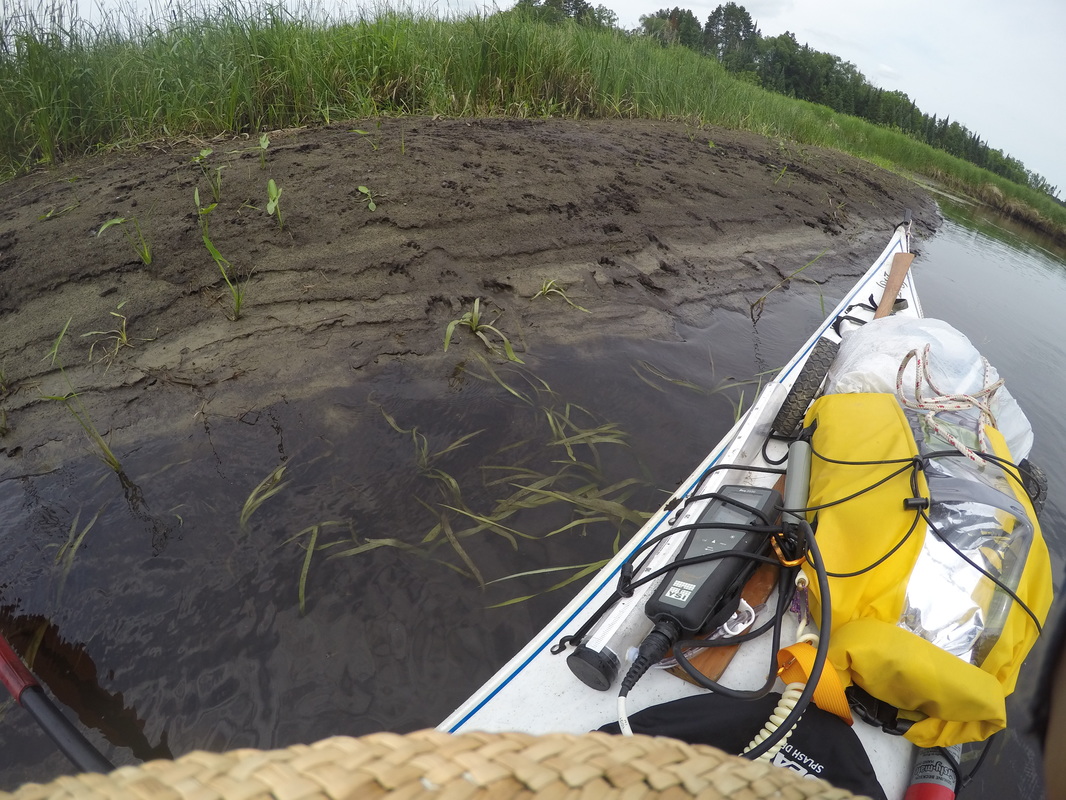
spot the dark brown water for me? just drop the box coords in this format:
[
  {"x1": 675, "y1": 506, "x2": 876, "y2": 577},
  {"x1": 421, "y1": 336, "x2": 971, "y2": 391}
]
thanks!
[{"x1": 2, "y1": 208, "x2": 1064, "y2": 798}]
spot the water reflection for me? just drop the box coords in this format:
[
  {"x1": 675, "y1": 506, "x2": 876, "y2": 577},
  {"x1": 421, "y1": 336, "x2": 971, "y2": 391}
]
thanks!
[{"x1": 0, "y1": 606, "x2": 172, "y2": 762}]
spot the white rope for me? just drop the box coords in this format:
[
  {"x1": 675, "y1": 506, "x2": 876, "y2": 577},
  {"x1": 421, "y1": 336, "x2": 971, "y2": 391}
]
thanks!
[{"x1": 895, "y1": 344, "x2": 1003, "y2": 464}]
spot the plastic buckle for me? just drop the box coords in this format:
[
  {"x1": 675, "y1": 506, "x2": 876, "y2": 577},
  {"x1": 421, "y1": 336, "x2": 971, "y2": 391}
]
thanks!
[{"x1": 846, "y1": 685, "x2": 913, "y2": 736}]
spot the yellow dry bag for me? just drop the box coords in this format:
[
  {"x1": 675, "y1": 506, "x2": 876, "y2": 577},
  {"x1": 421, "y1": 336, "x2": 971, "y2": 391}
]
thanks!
[{"x1": 800, "y1": 393, "x2": 1052, "y2": 747}]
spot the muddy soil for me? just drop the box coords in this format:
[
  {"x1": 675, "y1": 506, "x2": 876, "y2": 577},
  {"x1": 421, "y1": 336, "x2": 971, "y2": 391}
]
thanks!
[{"x1": 0, "y1": 116, "x2": 936, "y2": 473}]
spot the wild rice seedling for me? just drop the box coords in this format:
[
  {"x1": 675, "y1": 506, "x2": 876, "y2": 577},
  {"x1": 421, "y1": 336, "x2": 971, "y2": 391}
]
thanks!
[
  {"x1": 195, "y1": 188, "x2": 246, "y2": 320},
  {"x1": 97, "y1": 217, "x2": 152, "y2": 265},
  {"x1": 375, "y1": 401, "x2": 483, "y2": 473},
  {"x1": 192, "y1": 148, "x2": 224, "y2": 203},
  {"x1": 461, "y1": 354, "x2": 546, "y2": 406},
  {"x1": 266, "y1": 178, "x2": 284, "y2": 230},
  {"x1": 81, "y1": 300, "x2": 153, "y2": 368},
  {"x1": 531, "y1": 279, "x2": 590, "y2": 312},
  {"x1": 53, "y1": 506, "x2": 104, "y2": 602},
  {"x1": 417, "y1": 500, "x2": 486, "y2": 588},
  {"x1": 542, "y1": 403, "x2": 628, "y2": 464},
  {"x1": 486, "y1": 558, "x2": 611, "y2": 607},
  {"x1": 444, "y1": 298, "x2": 524, "y2": 363},
  {"x1": 351, "y1": 128, "x2": 379, "y2": 151},
  {"x1": 749, "y1": 249, "x2": 827, "y2": 323},
  {"x1": 38, "y1": 201, "x2": 79, "y2": 221},
  {"x1": 256, "y1": 134, "x2": 270, "y2": 168},
  {"x1": 282, "y1": 520, "x2": 344, "y2": 614},
  {"x1": 41, "y1": 319, "x2": 123, "y2": 474},
  {"x1": 239, "y1": 462, "x2": 290, "y2": 530}
]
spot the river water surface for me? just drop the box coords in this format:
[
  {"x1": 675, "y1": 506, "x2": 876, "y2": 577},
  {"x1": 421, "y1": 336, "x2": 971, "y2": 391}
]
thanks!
[{"x1": 1, "y1": 205, "x2": 1064, "y2": 798}]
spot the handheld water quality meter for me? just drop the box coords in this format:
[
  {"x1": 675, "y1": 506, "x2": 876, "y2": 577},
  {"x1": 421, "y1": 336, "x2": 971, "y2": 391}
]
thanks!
[
  {"x1": 644, "y1": 484, "x2": 780, "y2": 635},
  {"x1": 566, "y1": 484, "x2": 780, "y2": 691}
]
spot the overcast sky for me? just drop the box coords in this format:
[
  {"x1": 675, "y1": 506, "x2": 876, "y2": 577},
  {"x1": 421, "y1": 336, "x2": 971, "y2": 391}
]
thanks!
[{"x1": 596, "y1": 0, "x2": 1066, "y2": 196}]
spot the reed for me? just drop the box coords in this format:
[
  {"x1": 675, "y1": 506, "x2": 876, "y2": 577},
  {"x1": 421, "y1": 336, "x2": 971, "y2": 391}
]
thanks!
[{"x1": 1, "y1": 0, "x2": 1061, "y2": 235}]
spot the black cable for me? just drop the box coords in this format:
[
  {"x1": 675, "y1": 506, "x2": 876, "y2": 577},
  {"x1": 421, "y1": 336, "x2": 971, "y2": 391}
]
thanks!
[
  {"x1": 670, "y1": 491, "x2": 780, "y2": 526},
  {"x1": 824, "y1": 509, "x2": 923, "y2": 579},
  {"x1": 761, "y1": 434, "x2": 790, "y2": 466},
  {"x1": 939, "y1": 745, "x2": 964, "y2": 794},
  {"x1": 778, "y1": 457, "x2": 918, "y2": 514},
  {"x1": 822, "y1": 460, "x2": 927, "y2": 579},
  {"x1": 626, "y1": 550, "x2": 782, "y2": 594},
  {"x1": 669, "y1": 464, "x2": 787, "y2": 519},
  {"x1": 960, "y1": 734, "x2": 998, "y2": 788},
  {"x1": 622, "y1": 522, "x2": 779, "y2": 594}
]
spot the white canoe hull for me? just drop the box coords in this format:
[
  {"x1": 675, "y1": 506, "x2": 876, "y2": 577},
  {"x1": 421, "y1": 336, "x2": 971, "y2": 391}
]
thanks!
[{"x1": 441, "y1": 223, "x2": 920, "y2": 799}]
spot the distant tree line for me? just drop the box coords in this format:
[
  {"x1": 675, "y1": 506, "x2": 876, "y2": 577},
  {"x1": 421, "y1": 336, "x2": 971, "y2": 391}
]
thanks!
[{"x1": 512, "y1": 0, "x2": 1059, "y2": 200}]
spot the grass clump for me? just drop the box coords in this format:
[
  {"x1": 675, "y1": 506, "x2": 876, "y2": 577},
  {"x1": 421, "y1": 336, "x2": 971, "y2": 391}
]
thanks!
[
  {"x1": 193, "y1": 148, "x2": 224, "y2": 202},
  {"x1": 81, "y1": 300, "x2": 152, "y2": 368}
]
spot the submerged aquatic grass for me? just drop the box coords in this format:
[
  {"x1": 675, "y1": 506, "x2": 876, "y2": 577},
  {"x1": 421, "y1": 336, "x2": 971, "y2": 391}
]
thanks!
[
  {"x1": 239, "y1": 462, "x2": 290, "y2": 530},
  {"x1": 53, "y1": 506, "x2": 104, "y2": 602},
  {"x1": 748, "y1": 249, "x2": 828, "y2": 322},
  {"x1": 325, "y1": 363, "x2": 653, "y2": 605},
  {"x1": 283, "y1": 520, "x2": 344, "y2": 613}
]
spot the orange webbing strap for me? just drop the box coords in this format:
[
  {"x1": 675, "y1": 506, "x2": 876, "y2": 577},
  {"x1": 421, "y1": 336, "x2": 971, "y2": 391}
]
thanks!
[{"x1": 777, "y1": 642, "x2": 853, "y2": 724}]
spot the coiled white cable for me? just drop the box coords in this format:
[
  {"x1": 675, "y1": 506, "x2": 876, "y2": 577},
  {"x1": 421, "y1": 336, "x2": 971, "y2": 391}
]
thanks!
[{"x1": 742, "y1": 681, "x2": 805, "y2": 762}]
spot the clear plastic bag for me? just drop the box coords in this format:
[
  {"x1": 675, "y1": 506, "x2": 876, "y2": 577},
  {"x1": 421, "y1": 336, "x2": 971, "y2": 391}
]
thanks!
[
  {"x1": 824, "y1": 316, "x2": 1037, "y2": 666},
  {"x1": 899, "y1": 474, "x2": 1033, "y2": 666},
  {"x1": 826, "y1": 317, "x2": 1033, "y2": 461}
]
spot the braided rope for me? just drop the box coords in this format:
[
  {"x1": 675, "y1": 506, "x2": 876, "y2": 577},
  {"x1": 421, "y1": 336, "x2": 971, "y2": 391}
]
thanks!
[
  {"x1": 895, "y1": 344, "x2": 1003, "y2": 464},
  {"x1": 1, "y1": 729, "x2": 863, "y2": 799}
]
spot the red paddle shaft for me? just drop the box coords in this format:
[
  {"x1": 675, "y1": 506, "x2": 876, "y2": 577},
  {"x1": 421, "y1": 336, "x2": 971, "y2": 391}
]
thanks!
[
  {"x1": 0, "y1": 632, "x2": 114, "y2": 773},
  {"x1": 0, "y1": 633, "x2": 36, "y2": 701}
]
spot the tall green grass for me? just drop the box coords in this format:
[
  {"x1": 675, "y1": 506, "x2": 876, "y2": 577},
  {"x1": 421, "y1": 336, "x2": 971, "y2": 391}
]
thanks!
[{"x1": 1, "y1": 0, "x2": 1062, "y2": 234}]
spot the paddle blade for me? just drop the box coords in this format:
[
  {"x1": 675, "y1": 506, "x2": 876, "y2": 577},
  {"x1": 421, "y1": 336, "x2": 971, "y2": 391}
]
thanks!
[{"x1": 875, "y1": 252, "x2": 915, "y2": 319}]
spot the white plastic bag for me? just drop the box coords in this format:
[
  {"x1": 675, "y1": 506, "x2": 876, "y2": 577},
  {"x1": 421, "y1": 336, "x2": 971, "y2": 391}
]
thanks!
[{"x1": 825, "y1": 316, "x2": 1033, "y2": 461}]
